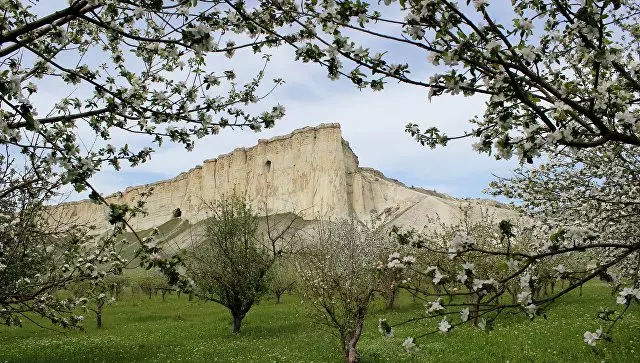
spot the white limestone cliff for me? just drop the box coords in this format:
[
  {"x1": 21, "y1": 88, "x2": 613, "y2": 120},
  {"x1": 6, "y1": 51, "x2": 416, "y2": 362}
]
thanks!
[{"x1": 53, "y1": 123, "x2": 514, "y2": 232}]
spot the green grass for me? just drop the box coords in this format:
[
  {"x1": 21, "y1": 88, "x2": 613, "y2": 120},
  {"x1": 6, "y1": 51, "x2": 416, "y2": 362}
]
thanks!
[{"x1": 1, "y1": 284, "x2": 639, "y2": 362}]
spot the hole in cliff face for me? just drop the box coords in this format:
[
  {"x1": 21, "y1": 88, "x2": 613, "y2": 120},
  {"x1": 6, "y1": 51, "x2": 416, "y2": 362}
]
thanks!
[
  {"x1": 173, "y1": 208, "x2": 182, "y2": 218},
  {"x1": 265, "y1": 160, "x2": 272, "y2": 172}
]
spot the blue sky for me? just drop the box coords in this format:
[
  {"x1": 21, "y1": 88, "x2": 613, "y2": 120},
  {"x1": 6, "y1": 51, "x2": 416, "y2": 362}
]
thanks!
[{"x1": 29, "y1": 2, "x2": 520, "y2": 203}]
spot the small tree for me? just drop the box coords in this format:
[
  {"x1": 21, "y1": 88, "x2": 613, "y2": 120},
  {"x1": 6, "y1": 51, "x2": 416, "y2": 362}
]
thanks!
[
  {"x1": 84, "y1": 288, "x2": 116, "y2": 329},
  {"x1": 187, "y1": 197, "x2": 297, "y2": 333},
  {"x1": 268, "y1": 257, "x2": 297, "y2": 304},
  {"x1": 297, "y1": 220, "x2": 397, "y2": 363},
  {"x1": 135, "y1": 272, "x2": 170, "y2": 300},
  {"x1": 1, "y1": 1, "x2": 288, "y2": 306}
]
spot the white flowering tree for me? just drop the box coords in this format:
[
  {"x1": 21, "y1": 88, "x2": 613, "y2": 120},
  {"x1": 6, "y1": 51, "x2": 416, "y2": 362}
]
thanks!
[
  {"x1": 1, "y1": 0, "x2": 286, "y2": 324},
  {"x1": 383, "y1": 170, "x2": 639, "y2": 350},
  {"x1": 0, "y1": 149, "x2": 127, "y2": 329},
  {"x1": 68, "y1": 275, "x2": 125, "y2": 328},
  {"x1": 488, "y1": 143, "x2": 640, "y2": 345},
  {"x1": 384, "y1": 205, "x2": 539, "y2": 339},
  {"x1": 2, "y1": 0, "x2": 286, "y2": 196},
  {"x1": 186, "y1": 196, "x2": 298, "y2": 333},
  {"x1": 225, "y1": 0, "x2": 639, "y2": 157},
  {"x1": 296, "y1": 220, "x2": 399, "y2": 363}
]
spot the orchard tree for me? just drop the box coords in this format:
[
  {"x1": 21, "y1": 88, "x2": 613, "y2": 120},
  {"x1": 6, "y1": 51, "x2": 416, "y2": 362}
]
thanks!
[
  {"x1": 489, "y1": 144, "x2": 640, "y2": 341},
  {"x1": 387, "y1": 205, "x2": 540, "y2": 331},
  {"x1": 1, "y1": 0, "x2": 286, "y2": 196},
  {"x1": 385, "y1": 186, "x2": 638, "y2": 350},
  {"x1": 0, "y1": 148, "x2": 127, "y2": 329},
  {"x1": 296, "y1": 220, "x2": 399, "y2": 363},
  {"x1": 186, "y1": 196, "x2": 298, "y2": 333},
  {"x1": 268, "y1": 256, "x2": 297, "y2": 304},
  {"x1": 0, "y1": 0, "x2": 286, "y2": 321}
]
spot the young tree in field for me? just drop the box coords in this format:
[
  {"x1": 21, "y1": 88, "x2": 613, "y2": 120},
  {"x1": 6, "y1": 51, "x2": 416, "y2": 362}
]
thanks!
[
  {"x1": 0, "y1": 0, "x2": 286, "y2": 322},
  {"x1": 186, "y1": 197, "x2": 297, "y2": 333},
  {"x1": 297, "y1": 220, "x2": 399, "y2": 363},
  {"x1": 268, "y1": 256, "x2": 297, "y2": 304},
  {"x1": 135, "y1": 272, "x2": 171, "y2": 300}
]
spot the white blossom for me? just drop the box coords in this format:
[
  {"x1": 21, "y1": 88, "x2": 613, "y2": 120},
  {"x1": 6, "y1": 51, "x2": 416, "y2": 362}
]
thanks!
[
  {"x1": 438, "y1": 317, "x2": 451, "y2": 333},
  {"x1": 426, "y1": 298, "x2": 444, "y2": 314},
  {"x1": 433, "y1": 268, "x2": 446, "y2": 284},
  {"x1": 472, "y1": 0, "x2": 489, "y2": 10},
  {"x1": 583, "y1": 327, "x2": 602, "y2": 346},
  {"x1": 402, "y1": 337, "x2": 418, "y2": 352},
  {"x1": 460, "y1": 308, "x2": 470, "y2": 322},
  {"x1": 525, "y1": 303, "x2": 538, "y2": 317}
]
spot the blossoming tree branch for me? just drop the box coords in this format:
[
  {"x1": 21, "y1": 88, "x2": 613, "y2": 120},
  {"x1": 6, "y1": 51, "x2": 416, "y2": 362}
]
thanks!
[{"x1": 0, "y1": 0, "x2": 285, "y2": 327}]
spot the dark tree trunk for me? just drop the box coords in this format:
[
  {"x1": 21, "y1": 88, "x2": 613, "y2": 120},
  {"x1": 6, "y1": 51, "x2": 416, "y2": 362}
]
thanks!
[
  {"x1": 96, "y1": 301, "x2": 104, "y2": 329},
  {"x1": 276, "y1": 292, "x2": 283, "y2": 304},
  {"x1": 232, "y1": 313, "x2": 244, "y2": 333}
]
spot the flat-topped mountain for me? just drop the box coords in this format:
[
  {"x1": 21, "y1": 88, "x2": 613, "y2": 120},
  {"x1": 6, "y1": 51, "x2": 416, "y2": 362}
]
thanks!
[{"x1": 54, "y1": 123, "x2": 514, "y2": 233}]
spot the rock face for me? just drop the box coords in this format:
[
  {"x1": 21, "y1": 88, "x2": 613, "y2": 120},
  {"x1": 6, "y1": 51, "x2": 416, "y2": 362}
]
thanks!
[{"x1": 54, "y1": 123, "x2": 513, "y2": 232}]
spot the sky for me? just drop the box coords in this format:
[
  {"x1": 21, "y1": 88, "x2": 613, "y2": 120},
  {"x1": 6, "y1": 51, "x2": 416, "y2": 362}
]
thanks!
[{"x1": 29, "y1": 2, "x2": 520, "y2": 204}]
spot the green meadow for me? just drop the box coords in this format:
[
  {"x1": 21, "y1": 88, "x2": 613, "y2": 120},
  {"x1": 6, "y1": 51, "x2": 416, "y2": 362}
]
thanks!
[{"x1": 1, "y1": 283, "x2": 639, "y2": 363}]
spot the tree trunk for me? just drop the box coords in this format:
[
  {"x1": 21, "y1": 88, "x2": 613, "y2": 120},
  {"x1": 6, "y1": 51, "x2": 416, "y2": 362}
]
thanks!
[
  {"x1": 385, "y1": 282, "x2": 397, "y2": 310},
  {"x1": 96, "y1": 302, "x2": 104, "y2": 329},
  {"x1": 232, "y1": 313, "x2": 244, "y2": 333},
  {"x1": 276, "y1": 292, "x2": 283, "y2": 304},
  {"x1": 343, "y1": 320, "x2": 364, "y2": 363},
  {"x1": 472, "y1": 296, "x2": 480, "y2": 326}
]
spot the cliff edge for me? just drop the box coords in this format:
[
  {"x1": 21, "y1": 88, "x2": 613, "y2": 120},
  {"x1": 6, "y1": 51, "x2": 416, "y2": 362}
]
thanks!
[{"x1": 53, "y1": 123, "x2": 513, "y2": 232}]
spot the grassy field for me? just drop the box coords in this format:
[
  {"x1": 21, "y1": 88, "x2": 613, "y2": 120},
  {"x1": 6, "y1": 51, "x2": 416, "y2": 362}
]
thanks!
[{"x1": 1, "y1": 283, "x2": 639, "y2": 363}]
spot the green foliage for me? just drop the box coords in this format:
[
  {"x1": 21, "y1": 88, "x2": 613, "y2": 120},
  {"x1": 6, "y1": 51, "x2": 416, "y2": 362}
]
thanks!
[{"x1": 186, "y1": 196, "x2": 281, "y2": 333}]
